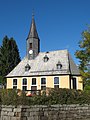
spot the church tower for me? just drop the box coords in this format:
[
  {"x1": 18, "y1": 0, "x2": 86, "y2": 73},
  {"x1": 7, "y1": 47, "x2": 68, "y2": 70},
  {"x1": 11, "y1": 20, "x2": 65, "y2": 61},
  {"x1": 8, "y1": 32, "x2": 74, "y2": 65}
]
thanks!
[{"x1": 26, "y1": 15, "x2": 40, "y2": 60}]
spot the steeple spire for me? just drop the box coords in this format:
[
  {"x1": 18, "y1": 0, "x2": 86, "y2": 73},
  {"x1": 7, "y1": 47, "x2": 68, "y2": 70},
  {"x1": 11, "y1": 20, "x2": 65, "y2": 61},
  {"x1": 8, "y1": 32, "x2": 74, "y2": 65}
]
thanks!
[
  {"x1": 27, "y1": 14, "x2": 38, "y2": 39},
  {"x1": 26, "y1": 14, "x2": 40, "y2": 60}
]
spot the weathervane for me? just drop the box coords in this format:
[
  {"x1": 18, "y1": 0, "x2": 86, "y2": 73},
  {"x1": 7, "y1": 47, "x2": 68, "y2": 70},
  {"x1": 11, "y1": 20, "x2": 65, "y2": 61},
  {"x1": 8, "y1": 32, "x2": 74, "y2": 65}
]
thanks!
[{"x1": 32, "y1": 9, "x2": 35, "y2": 18}]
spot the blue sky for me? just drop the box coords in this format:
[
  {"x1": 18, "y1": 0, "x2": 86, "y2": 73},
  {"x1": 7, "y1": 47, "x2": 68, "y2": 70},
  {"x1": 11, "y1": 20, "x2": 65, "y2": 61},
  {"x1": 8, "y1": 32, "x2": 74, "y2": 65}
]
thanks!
[{"x1": 0, "y1": 0, "x2": 90, "y2": 64}]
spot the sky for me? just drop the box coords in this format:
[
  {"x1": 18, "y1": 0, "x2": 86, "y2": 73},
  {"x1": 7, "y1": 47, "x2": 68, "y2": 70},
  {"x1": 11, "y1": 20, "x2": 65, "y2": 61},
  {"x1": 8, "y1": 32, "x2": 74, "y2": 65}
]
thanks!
[{"x1": 0, "y1": 0, "x2": 90, "y2": 64}]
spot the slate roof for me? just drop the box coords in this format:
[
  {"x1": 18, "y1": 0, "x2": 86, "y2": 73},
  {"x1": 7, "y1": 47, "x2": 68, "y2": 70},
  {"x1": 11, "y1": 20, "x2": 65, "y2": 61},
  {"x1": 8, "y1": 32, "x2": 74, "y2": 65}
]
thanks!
[
  {"x1": 27, "y1": 15, "x2": 38, "y2": 39},
  {"x1": 6, "y1": 50, "x2": 80, "y2": 77}
]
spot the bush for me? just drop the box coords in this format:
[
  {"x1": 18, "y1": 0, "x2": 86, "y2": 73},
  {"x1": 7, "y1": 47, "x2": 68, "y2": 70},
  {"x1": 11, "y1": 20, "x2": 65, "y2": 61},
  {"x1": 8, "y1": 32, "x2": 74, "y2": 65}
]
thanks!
[
  {"x1": 0, "y1": 88, "x2": 90, "y2": 106},
  {"x1": 1, "y1": 89, "x2": 18, "y2": 105},
  {"x1": 0, "y1": 89, "x2": 29, "y2": 105}
]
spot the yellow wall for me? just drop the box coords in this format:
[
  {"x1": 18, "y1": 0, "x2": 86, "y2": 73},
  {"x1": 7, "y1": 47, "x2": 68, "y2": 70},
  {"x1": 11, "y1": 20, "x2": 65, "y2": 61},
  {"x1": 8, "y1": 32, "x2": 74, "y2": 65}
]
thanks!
[
  {"x1": 7, "y1": 75, "x2": 83, "y2": 90},
  {"x1": 60, "y1": 75, "x2": 70, "y2": 89},
  {"x1": 77, "y1": 76, "x2": 83, "y2": 90},
  {"x1": 7, "y1": 78, "x2": 13, "y2": 89}
]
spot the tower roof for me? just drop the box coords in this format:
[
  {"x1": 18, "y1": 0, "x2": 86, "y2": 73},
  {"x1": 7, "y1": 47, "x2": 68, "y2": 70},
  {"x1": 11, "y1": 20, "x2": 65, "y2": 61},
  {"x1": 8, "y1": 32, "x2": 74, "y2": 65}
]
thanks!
[{"x1": 27, "y1": 15, "x2": 38, "y2": 39}]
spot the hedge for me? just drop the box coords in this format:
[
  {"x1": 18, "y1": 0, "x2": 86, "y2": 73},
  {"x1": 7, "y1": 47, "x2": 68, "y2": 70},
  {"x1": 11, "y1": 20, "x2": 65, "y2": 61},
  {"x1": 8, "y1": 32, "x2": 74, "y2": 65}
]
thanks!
[{"x1": 0, "y1": 88, "x2": 90, "y2": 106}]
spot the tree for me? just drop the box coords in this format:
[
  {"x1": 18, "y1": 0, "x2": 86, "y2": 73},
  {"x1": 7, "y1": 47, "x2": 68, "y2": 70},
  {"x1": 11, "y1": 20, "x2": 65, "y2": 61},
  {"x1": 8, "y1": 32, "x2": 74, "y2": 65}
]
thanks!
[
  {"x1": 0, "y1": 36, "x2": 21, "y2": 84},
  {"x1": 75, "y1": 27, "x2": 90, "y2": 89}
]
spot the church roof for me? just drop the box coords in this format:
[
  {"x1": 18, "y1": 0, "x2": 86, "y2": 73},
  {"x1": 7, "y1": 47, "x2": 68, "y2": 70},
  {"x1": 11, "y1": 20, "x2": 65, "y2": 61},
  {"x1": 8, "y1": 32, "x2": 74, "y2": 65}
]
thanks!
[
  {"x1": 27, "y1": 15, "x2": 38, "y2": 39},
  {"x1": 6, "y1": 50, "x2": 80, "y2": 77}
]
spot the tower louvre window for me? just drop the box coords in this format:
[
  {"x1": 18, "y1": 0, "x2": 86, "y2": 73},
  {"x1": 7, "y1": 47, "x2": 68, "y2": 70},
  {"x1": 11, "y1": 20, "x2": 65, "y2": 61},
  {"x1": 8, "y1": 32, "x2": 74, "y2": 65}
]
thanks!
[
  {"x1": 43, "y1": 55, "x2": 49, "y2": 62},
  {"x1": 56, "y1": 61, "x2": 62, "y2": 69},
  {"x1": 25, "y1": 64, "x2": 30, "y2": 71},
  {"x1": 30, "y1": 43, "x2": 32, "y2": 49}
]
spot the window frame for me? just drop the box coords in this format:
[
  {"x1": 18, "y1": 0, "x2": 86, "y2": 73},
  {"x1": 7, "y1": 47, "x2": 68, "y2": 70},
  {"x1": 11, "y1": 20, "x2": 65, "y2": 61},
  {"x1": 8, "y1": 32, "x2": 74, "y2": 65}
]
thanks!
[
  {"x1": 30, "y1": 78, "x2": 37, "y2": 94},
  {"x1": 13, "y1": 79, "x2": 17, "y2": 89},
  {"x1": 41, "y1": 77, "x2": 46, "y2": 90},
  {"x1": 32, "y1": 78, "x2": 37, "y2": 86},
  {"x1": 71, "y1": 77, "x2": 77, "y2": 89},
  {"x1": 22, "y1": 78, "x2": 27, "y2": 91},
  {"x1": 54, "y1": 77, "x2": 59, "y2": 89}
]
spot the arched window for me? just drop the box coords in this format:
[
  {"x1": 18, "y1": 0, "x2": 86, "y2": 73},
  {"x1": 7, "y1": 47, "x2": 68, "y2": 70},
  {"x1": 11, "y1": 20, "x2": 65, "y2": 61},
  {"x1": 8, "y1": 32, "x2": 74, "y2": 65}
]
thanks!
[
  {"x1": 54, "y1": 77, "x2": 59, "y2": 89},
  {"x1": 22, "y1": 78, "x2": 27, "y2": 91},
  {"x1": 13, "y1": 79, "x2": 17, "y2": 89},
  {"x1": 31, "y1": 78, "x2": 37, "y2": 94},
  {"x1": 71, "y1": 78, "x2": 77, "y2": 89},
  {"x1": 41, "y1": 78, "x2": 46, "y2": 90}
]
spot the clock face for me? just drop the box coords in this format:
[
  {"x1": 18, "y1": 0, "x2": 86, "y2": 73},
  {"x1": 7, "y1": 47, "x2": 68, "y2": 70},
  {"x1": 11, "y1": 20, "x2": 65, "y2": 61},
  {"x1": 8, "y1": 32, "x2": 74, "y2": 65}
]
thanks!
[{"x1": 29, "y1": 50, "x2": 33, "y2": 54}]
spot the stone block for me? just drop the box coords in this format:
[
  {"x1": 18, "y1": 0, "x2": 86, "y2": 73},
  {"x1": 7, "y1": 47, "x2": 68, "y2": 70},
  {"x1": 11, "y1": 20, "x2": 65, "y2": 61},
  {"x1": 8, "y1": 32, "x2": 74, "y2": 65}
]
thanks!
[
  {"x1": 14, "y1": 108, "x2": 21, "y2": 112},
  {"x1": 30, "y1": 111, "x2": 37, "y2": 116},
  {"x1": 21, "y1": 112, "x2": 30, "y2": 117},
  {"x1": 14, "y1": 112, "x2": 21, "y2": 117},
  {"x1": 27, "y1": 116, "x2": 39, "y2": 120},
  {"x1": 10, "y1": 117, "x2": 21, "y2": 120},
  {"x1": 8, "y1": 112, "x2": 14, "y2": 116},
  {"x1": 2, "y1": 108, "x2": 13, "y2": 112},
  {"x1": 1, "y1": 111, "x2": 8, "y2": 116}
]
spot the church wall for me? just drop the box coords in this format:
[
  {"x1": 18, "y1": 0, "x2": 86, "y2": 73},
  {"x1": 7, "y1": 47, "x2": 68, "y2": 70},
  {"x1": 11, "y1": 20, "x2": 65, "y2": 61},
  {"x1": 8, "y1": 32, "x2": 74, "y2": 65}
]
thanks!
[
  {"x1": 46, "y1": 76, "x2": 54, "y2": 88},
  {"x1": 7, "y1": 75, "x2": 83, "y2": 90},
  {"x1": 17, "y1": 78, "x2": 22, "y2": 90},
  {"x1": 7, "y1": 78, "x2": 13, "y2": 89},
  {"x1": 77, "y1": 76, "x2": 83, "y2": 90},
  {"x1": 60, "y1": 75, "x2": 70, "y2": 88}
]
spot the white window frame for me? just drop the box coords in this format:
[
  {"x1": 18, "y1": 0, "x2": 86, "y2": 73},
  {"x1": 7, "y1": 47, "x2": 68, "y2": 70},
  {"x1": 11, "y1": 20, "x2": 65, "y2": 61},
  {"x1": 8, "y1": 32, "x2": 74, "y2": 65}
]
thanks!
[
  {"x1": 13, "y1": 79, "x2": 17, "y2": 89},
  {"x1": 31, "y1": 78, "x2": 37, "y2": 86},
  {"x1": 22, "y1": 78, "x2": 27, "y2": 91},
  {"x1": 40, "y1": 77, "x2": 47, "y2": 90},
  {"x1": 53, "y1": 76, "x2": 60, "y2": 88},
  {"x1": 71, "y1": 77, "x2": 78, "y2": 90}
]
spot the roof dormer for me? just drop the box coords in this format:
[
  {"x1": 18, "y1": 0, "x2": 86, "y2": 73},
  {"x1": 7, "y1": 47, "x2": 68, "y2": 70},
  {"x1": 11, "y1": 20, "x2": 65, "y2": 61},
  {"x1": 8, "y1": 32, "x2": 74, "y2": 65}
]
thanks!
[
  {"x1": 43, "y1": 55, "x2": 49, "y2": 62},
  {"x1": 25, "y1": 64, "x2": 31, "y2": 71},
  {"x1": 56, "y1": 61, "x2": 62, "y2": 70}
]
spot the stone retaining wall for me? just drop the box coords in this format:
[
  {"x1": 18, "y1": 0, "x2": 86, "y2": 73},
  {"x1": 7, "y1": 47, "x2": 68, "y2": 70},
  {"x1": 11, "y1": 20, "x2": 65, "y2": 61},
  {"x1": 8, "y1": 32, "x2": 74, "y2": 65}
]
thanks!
[{"x1": 0, "y1": 104, "x2": 90, "y2": 120}]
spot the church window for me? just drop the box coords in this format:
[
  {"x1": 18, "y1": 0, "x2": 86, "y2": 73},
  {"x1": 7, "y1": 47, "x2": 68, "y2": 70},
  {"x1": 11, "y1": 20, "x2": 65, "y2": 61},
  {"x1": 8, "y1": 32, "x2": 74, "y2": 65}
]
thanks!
[
  {"x1": 72, "y1": 78, "x2": 77, "y2": 89},
  {"x1": 43, "y1": 55, "x2": 49, "y2": 62},
  {"x1": 32, "y1": 78, "x2": 36, "y2": 85},
  {"x1": 54, "y1": 77, "x2": 59, "y2": 89},
  {"x1": 31, "y1": 78, "x2": 37, "y2": 94},
  {"x1": 13, "y1": 79, "x2": 17, "y2": 89},
  {"x1": 22, "y1": 78, "x2": 27, "y2": 91},
  {"x1": 41, "y1": 78, "x2": 46, "y2": 90},
  {"x1": 56, "y1": 61, "x2": 62, "y2": 69}
]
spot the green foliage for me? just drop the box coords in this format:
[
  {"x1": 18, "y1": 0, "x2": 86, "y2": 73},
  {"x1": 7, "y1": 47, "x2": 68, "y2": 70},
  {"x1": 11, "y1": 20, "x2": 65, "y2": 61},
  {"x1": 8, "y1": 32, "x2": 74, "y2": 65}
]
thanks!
[
  {"x1": 0, "y1": 88, "x2": 90, "y2": 106},
  {"x1": 0, "y1": 36, "x2": 21, "y2": 84},
  {"x1": 0, "y1": 89, "x2": 29, "y2": 105},
  {"x1": 75, "y1": 27, "x2": 90, "y2": 88},
  {"x1": 1, "y1": 89, "x2": 18, "y2": 105}
]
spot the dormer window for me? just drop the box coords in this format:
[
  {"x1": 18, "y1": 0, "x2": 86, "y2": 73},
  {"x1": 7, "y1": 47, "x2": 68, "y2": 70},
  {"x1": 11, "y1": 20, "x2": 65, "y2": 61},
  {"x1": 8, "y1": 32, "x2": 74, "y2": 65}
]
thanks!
[
  {"x1": 56, "y1": 61, "x2": 62, "y2": 69},
  {"x1": 43, "y1": 55, "x2": 49, "y2": 62},
  {"x1": 25, "y1": 64, "x2": 30, "y2": 71}
]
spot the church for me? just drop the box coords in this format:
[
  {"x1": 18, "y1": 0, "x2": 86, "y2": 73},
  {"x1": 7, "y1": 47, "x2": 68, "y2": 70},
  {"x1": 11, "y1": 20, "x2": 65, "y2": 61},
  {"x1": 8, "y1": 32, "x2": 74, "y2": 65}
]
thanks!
[{"x1": 6, "y1": 15, "x2": 83, "y2": 92}]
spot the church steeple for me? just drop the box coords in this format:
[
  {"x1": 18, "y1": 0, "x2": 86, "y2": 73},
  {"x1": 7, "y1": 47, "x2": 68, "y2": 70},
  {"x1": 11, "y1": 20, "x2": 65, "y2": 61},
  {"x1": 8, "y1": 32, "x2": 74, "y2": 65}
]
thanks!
[
  {"x1": 26, "y1": 14, "x2": 40, "y2": 60},
  {"x1": 27, "y1": 15, "x2": 38, "y2": 39}
]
